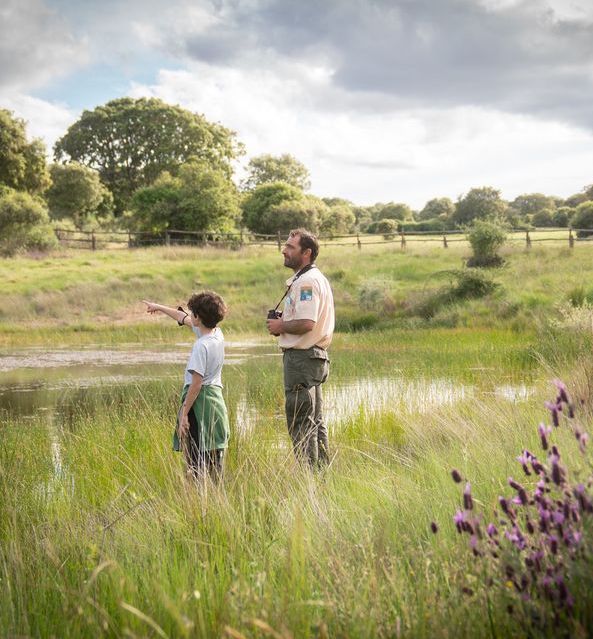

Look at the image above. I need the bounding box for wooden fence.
[54,227,592,251]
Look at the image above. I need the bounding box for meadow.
[1,239,593,638]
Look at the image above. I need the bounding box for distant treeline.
[1,98,593,256]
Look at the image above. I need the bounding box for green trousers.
[282,346,330,467]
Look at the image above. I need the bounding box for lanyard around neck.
[272,263,316,312]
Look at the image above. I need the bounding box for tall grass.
[2,333,592,637]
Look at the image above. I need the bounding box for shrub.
[358,278,394,313]
[415,269,499,319]
[441,381,593,634]
[0,188,57,256]
[572,202,593,239]
[366,218,398,238]
[467,219,507,267]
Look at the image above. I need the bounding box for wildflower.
[463,482,473,510]
[516,451,532,476]
[538,423,550,450]
[430,521,438,534]
[451,469,462,483]
[549,454,563,486]
[552,379,569,405]
[486,523,498,537]
[544,401,560,427]
[453,510,465,533]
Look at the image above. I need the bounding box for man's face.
[282,234,309,270]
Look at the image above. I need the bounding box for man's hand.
[267,318,283,336]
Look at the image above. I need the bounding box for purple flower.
[430,521,438,534]
[550,454,563,486]
[463,482,473,510]
[486,523,498,537]
[553,379,569,404]
[451,469,463,483]
[538,423,550,450]
[454,510,465,533]
[544,401,560,427]
[516,452,532,476]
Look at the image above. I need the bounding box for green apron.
[173,384,230,452]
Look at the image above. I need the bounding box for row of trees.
[2,98,593,256]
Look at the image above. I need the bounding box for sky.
[2,0,593,209]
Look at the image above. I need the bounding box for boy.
[143,291,229,482]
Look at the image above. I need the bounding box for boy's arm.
[143,300,190,326]
[179,372,204,437]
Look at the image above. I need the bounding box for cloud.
[129,66,593,207]
[0,0,88,92]
[158,0,593,130]
[1,93,75,155]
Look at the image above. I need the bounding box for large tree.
[511,193,556,217]
[418,197,454,221]
[0,109,50,195]
[130,160,240,233]
[241,182,304,234]
[453,186,507,226]
[47,163,113,228]
[241,154,310,191]
[369,202,413,222]
[54,97,242,213]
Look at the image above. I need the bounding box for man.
[266,228,335,468]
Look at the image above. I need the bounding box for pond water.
[0,340,536,432]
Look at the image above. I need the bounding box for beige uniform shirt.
[278,267,335,350]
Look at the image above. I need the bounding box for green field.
[1,242,593,637]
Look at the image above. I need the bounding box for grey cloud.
[0,0,86,91]
[168,0,593,130]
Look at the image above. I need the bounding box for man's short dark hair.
[289,228,319,263]
[187,291,227,328]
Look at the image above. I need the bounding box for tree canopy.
[130,160,240,233]
[453,187,507,226]
[54,97,242,213]
[0,109,50,195]
[242,154,310,191]
[241,182,304,234]
[418,197,454,221]
[47,163,113,228]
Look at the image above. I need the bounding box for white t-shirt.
[278,266,335,350]
[184,326,225,387]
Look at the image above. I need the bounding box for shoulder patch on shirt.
[300,286,313,301]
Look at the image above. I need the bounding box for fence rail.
[54,227,593,251]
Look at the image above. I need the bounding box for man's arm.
[143,300,190,326]
[267,318,315,335]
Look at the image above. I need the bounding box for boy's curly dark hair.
[187,291,227,328]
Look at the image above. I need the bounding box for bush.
[358,278,394,313]
[399,218,448,233]
[415,269,499,319]
[572,202,593,239]
[467,219,507,267]
[366,218,398,239]
[0,189,57,256]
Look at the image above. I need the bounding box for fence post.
[240,229,244,246]
[165,231,170,246]
[277,232,282,251]
[526,230,531,249]
[128,231,132,248]
[91,231,96,251]
[443,234,448,249]
[400,230,406,250]
[357,234,361,250]
[569,229,575,249]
